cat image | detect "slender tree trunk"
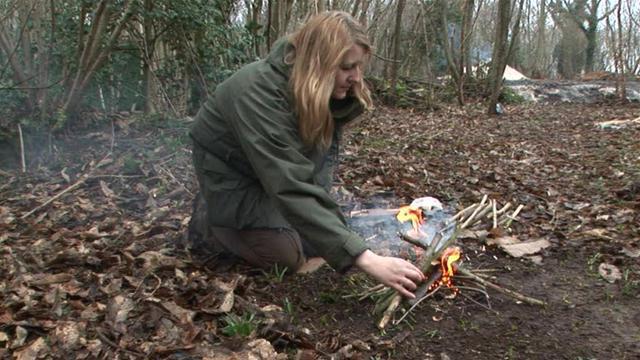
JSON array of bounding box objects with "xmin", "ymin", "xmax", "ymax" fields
[
  {"xmin": 63, "ymin": 1, "xmax": 134, "ymax": 117},
  {"xmin": 142, "ymin": 0, "xmax": 157, "ymax": 114},
  {"xmin": 389, "ymin": 0, "xmax": 406, "ymax": 104},
  {"xmin": 487, "ymin": 0, "xmax": 511, "ymax": 114},
  {"xmin": 532, "ymin": 0, "xmax": 546, "ymax": 78},
  {"xmin": 462, "ymin": 0, "xmax": 475, "ymax": 78},
  {"xmin": 358, "ymin": 0, "xmax": 371, "ymax": 26},
  {"xmin": 438, "ymin": 0, "xmax": 463, "ymax": 105},
  {"xmin": 615, "ymin": 0, "xmax": 625, "ymax": 99}
]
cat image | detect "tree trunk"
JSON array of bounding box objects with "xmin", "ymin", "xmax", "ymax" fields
[
  {"xmin": 143, "ymin": 0, "xmax": 157, "ymax": 114},
  {"xmin": 532, "ymin": 0, "xmax": 546, "ymax": 78},
  {"xmin": 487, "ymin": 0, "xmax": 511, "ymax": 114},
  {"xmin": 615, "ymin": 0, "xmax": 625, "ymax": 99},
  {"xmin": 389, "ymin": 0, "xmax": 406, "ymax": 105},
  {"xmin": 63, "ymin": 0, "xmax": 134, "ymax": 118},
  {"xmin": 461, "ymin": 0, "xmax": 474, "ymax": 79},
  {"xmin": 438, "ymin": 0, "xmax": 463, "ymax": 105}
]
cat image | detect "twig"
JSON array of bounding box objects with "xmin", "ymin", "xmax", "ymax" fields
[
  {"xmin": 349, "ymin": 208, "xmax": 399, "ymax": 217},
  {"xmin": 492, "ymin": 200, "xmax": 497, "ymax": 229},
  {"xmin": 457, "ymin": 287, "xmax": 496, "ymax": 313},
  {"xmin": 461, "ymin": 195, "xmax": 488, "ymax": 228},
  {"xmin": 457, "ymin": 267, "xmax": 546, "ymax": 306},
  {"xmin": 20, "ymin": 173, "xmax": 90, "ymax": 219},
  {"xmin": 96, "ymin": 328, "xmax": 145, "ymax": 358},
  {"xmin": 110, "ymin": 117, "xmax": 115, "ymax": 153},
  {"xmin": 20, "ymin": 154, "xmax": 111, "ymax": 219},
  {"xmin": 501, "ymin": 204, "xmax": 525, "ymax": 228},
  {"xmin": 18, "ymin": 123, "xmax": 26, "ymax": 173},
  {"xmin": 448, "ymin": 203, "xmax": 478, "ymax": 224},
  {"xmin": 464, "ymin": 202, "xmax": 494, "ymax": 228},
  {"xmin": 398, "ymin": 231, "xmax": 430, "ymax": 249},
  {"xmin": 377, "ymin": 294, "xmax": 402, "ymax": 329},
  {"xmin": 394, "ymin": 286, "xmax": 440, "ymax": 325}
]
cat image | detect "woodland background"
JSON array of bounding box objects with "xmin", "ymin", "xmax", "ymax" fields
[
  {"xmin": 1, "ymin": 1, "xmax": 639, "ymax": 358},
  {"xmin": 1, "ymin": 0, "xmax": 639, "ymax": 138}
]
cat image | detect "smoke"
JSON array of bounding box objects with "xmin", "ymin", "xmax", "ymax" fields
[{"xmin": 340, "ymin": 193, "xmax": 455, "ymax": 259}]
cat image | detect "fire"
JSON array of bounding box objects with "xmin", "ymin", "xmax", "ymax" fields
[
  {"xmin": 396, "ymin": 206, "xmax": 424, "ymax": 233},
  {"xmin": 430, "ymin": 246, "xmax": 461, "ymax": 293}
]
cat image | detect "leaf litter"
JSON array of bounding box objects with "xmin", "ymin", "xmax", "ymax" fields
[{"xmin": 0, "ymin": 102, "xmax": 639, "ymax": 358}]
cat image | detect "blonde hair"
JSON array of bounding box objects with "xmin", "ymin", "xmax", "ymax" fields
[{"xmin": 287, "ymin": 11, "xmax": 373, "ymax": 150}]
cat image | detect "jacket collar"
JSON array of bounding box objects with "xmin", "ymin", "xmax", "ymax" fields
[{"xmin": 266, "ymin": 38, "xmax": 293, "ymax": 77}]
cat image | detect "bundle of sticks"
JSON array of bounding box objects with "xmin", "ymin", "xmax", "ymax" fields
[{"xmin": 359, "ymin": 195, "xmax": 545, "ymax": 329}]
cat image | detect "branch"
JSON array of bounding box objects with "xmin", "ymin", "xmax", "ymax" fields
[{"xmin": 457, "ymin": 267, "xmax": 546, "ymax": 306}]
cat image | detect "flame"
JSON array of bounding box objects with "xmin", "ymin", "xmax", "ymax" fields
[
  {"xmin": 429, "ymin": 246, "xmax": 461, "ymax": 293},
  {"xmin": 396, "ymin": 206, "xmax": 424, "ymax": 233}
]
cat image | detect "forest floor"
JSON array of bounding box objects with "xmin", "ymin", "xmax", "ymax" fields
[{"xmin": 1, "ymin": 101, "xmax": 639, "ymax": 359}]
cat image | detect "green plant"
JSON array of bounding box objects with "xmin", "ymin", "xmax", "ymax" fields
[
  {"xmin": 221, "ymin": 313, "xmax": 259, "ymax": 337},
  {"xmin": 122, "ymin": 155, "xmax": 141, "ymax": 174},
  {"xmin": 318, "ymin": 291, "xmax": 339, "ymax": 304},
  {"xmin": 424, "ymin": 329, "xmax": 439, "ymax": 338},
  {"xmin": 504, "ymin": 345, "xmax": 517, "ymax": 359},
  {"xmin": 621, "ymin": 269, "xmax": 639, "ymax": 297},
  {"xmin": 261, "ymin": 263, "xmax": 288, "ymax": 283},
  {"xmin": 499, "ymin": 87, "xmax": 526, "ymax": 104},
  {"xmin": 587, "ymin": 253, "xmax": 602, "ymax": 273},
  {"xmin": 283, "ymin": 297, "xmax": 295, "ymax": 317}
]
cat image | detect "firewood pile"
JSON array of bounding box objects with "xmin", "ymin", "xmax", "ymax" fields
[{"xmin": 348, "ymin": 195, "xmax": 546, "ymax": 329}]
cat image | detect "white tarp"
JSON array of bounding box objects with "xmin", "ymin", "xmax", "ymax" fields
[{"xmin": 503, "ymin": 65, "xmax": 529, "ymax": 81}]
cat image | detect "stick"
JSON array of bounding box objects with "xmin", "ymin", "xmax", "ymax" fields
[
  {"xmin": 464, "ymin": 203, "xmax": 494, "ymax": 228},
  {"xmin": 394, "ymin": 286, "xmax": 440, "ymax": 325},
  {"xmin": 349, "ymin": 208, "xmax": 400, "ymax": 217},
  {"xmin": 457, "ymin": 267, "xmax": 546, "ymax": 306},
  {"xmin": 500, "ymin": 204, "xmax": 524, "ymax": 228},
  {"xmin": 461, "ymin": 195, "xmax": 488, "ymax": 228},
  {"xmin": 398, "ymin": 231, "xmax": 430, "ymax": 249},
  {"xmin": 377, "ymin": 294, "xmax": 402, "ymax": 329},
  {"xmin": 20, "ymin": 154, "xmax": 111, "ymax": 219},
  {"xmin": 407, "ymin": 266, "xmax": 442, "ymax": 305},
  {"xmin": 492, "ymin": 200, "xmax": 498, "ymax": 229},
  {"xmin": 20, "ymin": 173, "xmax": 90, "ymax": 219},
  {"xmin": 18, "ymin": 123, "xmax": 26, "ymax": 173},
  {"xmin": 447, "ymin": 203, "xmax": 478, "ymax": 224}
]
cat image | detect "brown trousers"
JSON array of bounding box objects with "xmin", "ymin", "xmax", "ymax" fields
[
  {"xmin": 188, "ymin": 194, "xmax": 306, "ymax": 271},
  {"xmin": 208, "ymin": 226, "xmax": 306, "ymax": 271}
]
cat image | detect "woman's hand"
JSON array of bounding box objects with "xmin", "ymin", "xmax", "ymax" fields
[{"xmin": 354, "ymin": 250, "xmax": 425, "ymax": 298}]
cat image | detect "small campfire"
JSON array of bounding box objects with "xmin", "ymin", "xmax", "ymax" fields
[
  {"xmin": 349, "ymin": 195, "xmax": 546, "ymax": 329},
  {"xmin": 431, "ymin": 246, "xmax": 461, "ymax": 294}
]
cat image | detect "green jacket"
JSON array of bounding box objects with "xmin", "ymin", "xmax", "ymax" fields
[{"xmin": 189, "ymin": 39, "xmax": 368, "ymax": 272}]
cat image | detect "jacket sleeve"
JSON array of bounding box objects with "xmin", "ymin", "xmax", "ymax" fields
[{"xmin": 224, "ymin": 86, "xmax": 368, "ymax": 272}]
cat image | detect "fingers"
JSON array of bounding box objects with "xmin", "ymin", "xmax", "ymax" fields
[{"xmin": 393, "ymin": 283, "xmax": 416, "ymax": 299}]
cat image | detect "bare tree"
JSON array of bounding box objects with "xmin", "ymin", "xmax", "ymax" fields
[
  {"xmin": 63, "ymin": 0, "xmax": 135, "ymax": 117},
  {"xmin": 389, "ymin": 0, "xmax": 406, "ymax": 104}
]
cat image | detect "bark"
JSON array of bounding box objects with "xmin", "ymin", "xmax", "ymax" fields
[
  {"xmin": 461, "ymin": 0, "xmax": 474, "ymax": 79},
  {"xmin": 532, "ymin": 0, "xmax": 546, "ymax": 78},
  {"xmin": 142, "ymin": 0, "xmax": 157, "ymax": 114},
  {"xmin": 615, "ymin": 0, "xmax": 625, "ymax": 99},
  {"xmin": 437, "ymin": 0, "xmax": 462, "ymax": 105},
  {"xmin": 389, "ymin": 0, "xmax": 406, "ymax": 105},
  {"xmin": 63, "ymin": 0, "xmax": 135, "ymax": 117},
  {"xmin": 358, "ymin": 0, "xmax": 371, "ymax": 26},
  {"xmin": 487, "ymin": 0, "xmax": 511, "ymax": 115}
]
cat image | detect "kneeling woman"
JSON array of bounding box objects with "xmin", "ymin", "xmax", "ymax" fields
[{"xmin": 189, "ymin": 11, "xmax": 423, "ymax": 298}]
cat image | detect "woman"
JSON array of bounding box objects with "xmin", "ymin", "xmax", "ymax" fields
[{"xmin": 189, "ymin": 11, "xmax": 424, "ymax": 298}]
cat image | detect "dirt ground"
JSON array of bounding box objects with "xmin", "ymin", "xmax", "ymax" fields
[{"xmin": 1, "ymin": 101, "xmax": 639, "ymax": 359}]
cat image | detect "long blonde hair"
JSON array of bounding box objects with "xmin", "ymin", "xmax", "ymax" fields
[{"xmin": 287, "ymin": 11, "xmax": 373, "ymax": 150}]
